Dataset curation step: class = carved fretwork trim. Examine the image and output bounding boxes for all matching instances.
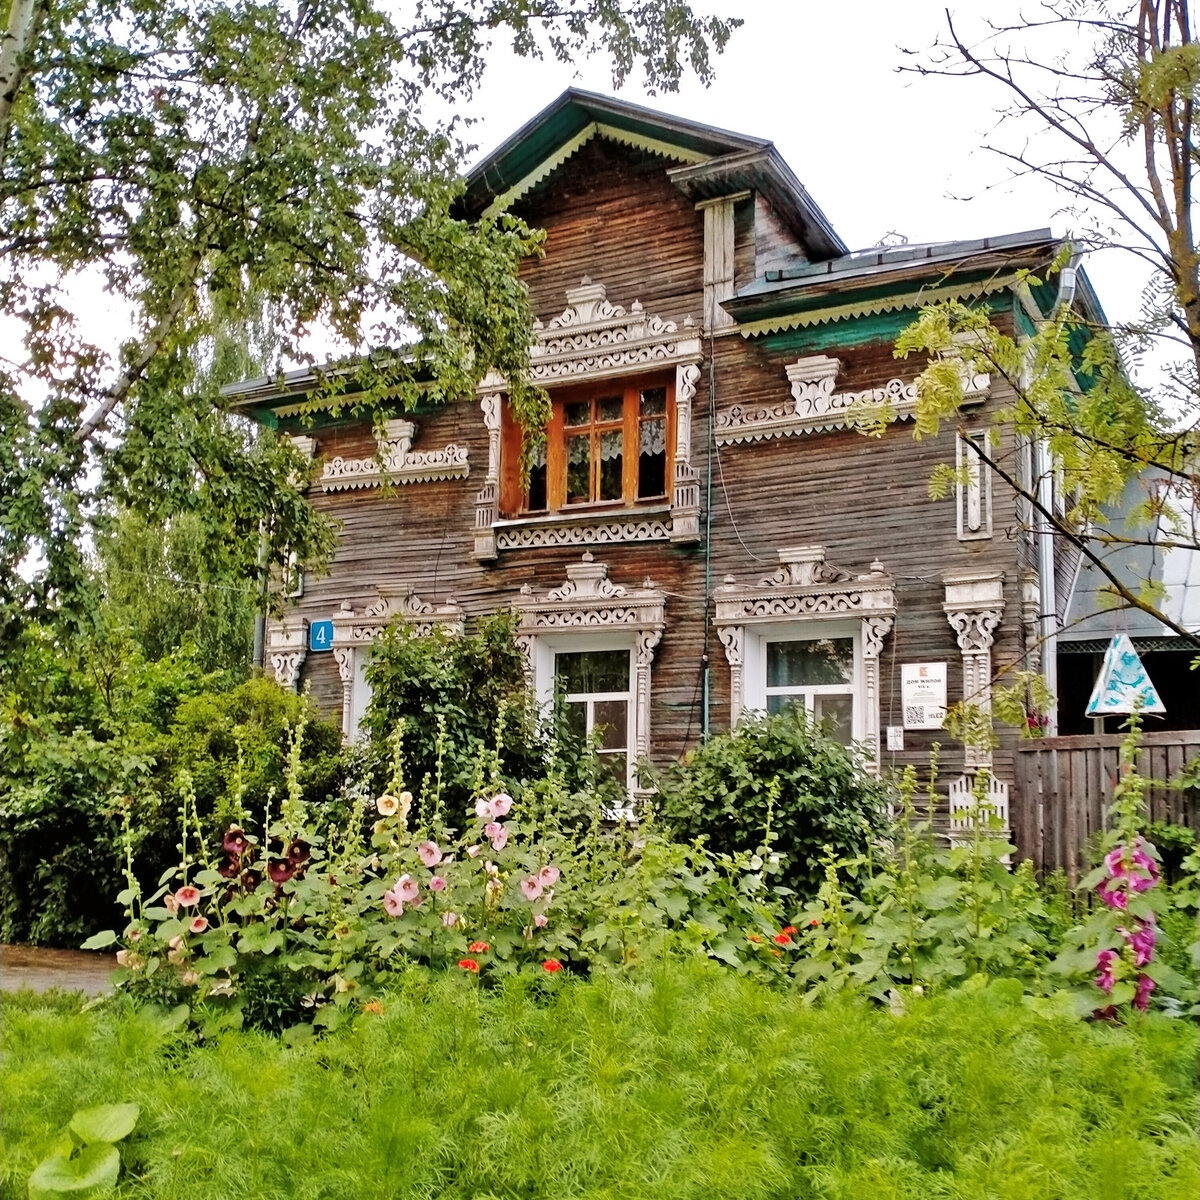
[714,545,895,770]
[320,418,469,491]
[715,353,989,445]
[265,623,307,691]
[943,572,1005,772]
[512,553,666,763]
[495,511,671,552]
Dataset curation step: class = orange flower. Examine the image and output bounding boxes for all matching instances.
[469,941,490,953]
[782,925,797,935]
[542,959,563,973]
[747,934,763,943]
[458,959,479,972]
[361,1000,384,1014]
[773,932,792,945]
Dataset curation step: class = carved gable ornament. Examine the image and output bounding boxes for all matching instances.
[715,352,989,445]
[320,418,469,492]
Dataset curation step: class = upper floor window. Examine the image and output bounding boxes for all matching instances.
[500,375,673,518]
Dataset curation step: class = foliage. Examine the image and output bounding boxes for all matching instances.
[3,971,1198,1200]
[655,703,888,901]
[0,630,344,946]
[26,1103,139,1200]
[0,0,739,653]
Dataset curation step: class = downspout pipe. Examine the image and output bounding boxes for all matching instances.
[1036,247,1084,732]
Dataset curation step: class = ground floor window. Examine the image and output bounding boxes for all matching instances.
[555,647,634,791]
[765,635,856,744]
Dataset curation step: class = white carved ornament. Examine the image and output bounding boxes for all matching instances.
[496,515,672,552]
[333,589,466,643]
[321,418,469,491]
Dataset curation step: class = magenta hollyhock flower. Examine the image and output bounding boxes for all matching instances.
[1134,973,1156,1011]
[416,841,441,868]
[488,792,513,819]
[1126,917,1157,968]
[394,874,420,903]
[382,889,405,917]
[534,912,549,928]
[222,827,250,858]
[538,865,560,887]
[1095,948,1118,994]
[428,874,448,893]
[189,916,208,934]
[1096,879,1129,910]
[441,910,458,928]
[520,876,543,901]
[174,885,201,908]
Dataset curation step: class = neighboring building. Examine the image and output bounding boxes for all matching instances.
[226,89,1102,827]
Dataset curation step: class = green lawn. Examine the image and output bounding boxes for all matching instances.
[3,964,1197,1199]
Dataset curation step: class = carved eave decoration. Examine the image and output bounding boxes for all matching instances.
[715,354,989,445]
[714,545,895,769]
[473,278,704,559]
[512,553,666,767]
[319,418,469,492]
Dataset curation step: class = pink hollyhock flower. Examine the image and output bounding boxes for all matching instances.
[1096,879,1129,910]
[1134,973,1156,1011]
[483,821,502,839]
[441,911,458,928]
[520,876,543,901]
[1126,918,1157,967]
[168,935,185,951]
[429,874,448,893]
[417,841,441,868]
[534,912,549,928]
[189,916,208,934]
[174,885,201,908]
[489,826,509,851]
[475,797,492,819]
[382,889,405,917]
[466,844,481,859]
[1102,838,1159,896]
[1095,948,1118,994]
[394,874,420,903]
[488,792,513,819]
[538,865,560,887]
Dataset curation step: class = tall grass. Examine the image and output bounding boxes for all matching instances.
[3,965,1197,1199]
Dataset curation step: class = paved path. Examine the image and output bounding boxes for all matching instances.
[1,944,116,997]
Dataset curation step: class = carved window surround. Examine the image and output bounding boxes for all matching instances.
[319,418,469,492]
[714,545,895,769]
[330,589,466,740]
[493,505,672,552]
[473,278,703,559]
[943,572,1005,771]
[956,430,993,541]
[512,552,666,796]
[714,353,989,445]
[266,622,307,691]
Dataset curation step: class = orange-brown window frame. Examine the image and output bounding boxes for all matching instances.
[498,373,674,519]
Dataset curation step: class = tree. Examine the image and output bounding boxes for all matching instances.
[0,0,740,655]
[896,1,1199,645]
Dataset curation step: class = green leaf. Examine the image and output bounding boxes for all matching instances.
[68,1103,140,1145]
[28,1143,120,1198]
[80,932,117,950]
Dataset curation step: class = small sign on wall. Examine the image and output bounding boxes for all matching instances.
[886,726,905,751]
[309,620,335,652]
[901,662,947,729]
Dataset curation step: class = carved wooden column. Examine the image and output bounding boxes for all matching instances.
[717,623,745,724]
[671,361,702,543]
[943,572,1005,770]
[474,372,505,561]
[635,628,664,760]
[861,611,895,768]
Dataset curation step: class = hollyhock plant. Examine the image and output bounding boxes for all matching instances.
[428,874,448,893]
[394,874,420,903]
[222,828,250,857]
[520,876,543,901]
[286,838,311,866]
[376,793,400,817]
[174,885,201,908]
[382,889,405,917]
[534,912,549,928]
[441,911,459,928]
[488,792,513,819]
[469,941,490,953]
[1095,948,1118,993]
[466,844,481,859]
[189,916,208,934]
[488,825,509,851]
[542,959,562,972]
[416,841,441,868]
[538,865,560,887]
[1134,973,1156,1011]
[474,796,492,819]
[268,859,296,885]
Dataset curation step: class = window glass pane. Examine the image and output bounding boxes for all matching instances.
[593,699,629,750]
[599,429,623,500]
[597,752,627,787]
[767,638,854,687]
[598,395,623,423]
[566,434,590,503]
[527,461,547,511]
[564,400,589,427]
[815,694,854,745]
[555,649,630,694]
[640,387,666,416]
[563,700,587,739]
[638,417,666,498]
[766,693,791,716]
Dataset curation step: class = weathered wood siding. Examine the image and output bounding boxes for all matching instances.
[285,137,1037,797]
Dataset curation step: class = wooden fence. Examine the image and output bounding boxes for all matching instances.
[1012,731,1200,881]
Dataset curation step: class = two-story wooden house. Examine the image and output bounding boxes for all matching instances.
[228,89,1100,837]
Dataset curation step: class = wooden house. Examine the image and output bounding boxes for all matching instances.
[227,89,1100,835]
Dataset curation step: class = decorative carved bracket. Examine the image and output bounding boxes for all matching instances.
[320,418,469,491]
[512,552,666,764]
[943,572,1005,771]
[715,352,988,445]
[265,622,307,691]
[714,546,895,769]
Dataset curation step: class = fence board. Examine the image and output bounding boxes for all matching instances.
[1013,732,1200,875]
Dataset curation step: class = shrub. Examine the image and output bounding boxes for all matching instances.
[655,704,887,900]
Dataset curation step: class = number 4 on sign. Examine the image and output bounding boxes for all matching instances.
[309,620,335,652]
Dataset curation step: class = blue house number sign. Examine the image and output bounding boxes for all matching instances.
[309,620,334,652]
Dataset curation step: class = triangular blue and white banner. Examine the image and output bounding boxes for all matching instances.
[1085,633,1166,715]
